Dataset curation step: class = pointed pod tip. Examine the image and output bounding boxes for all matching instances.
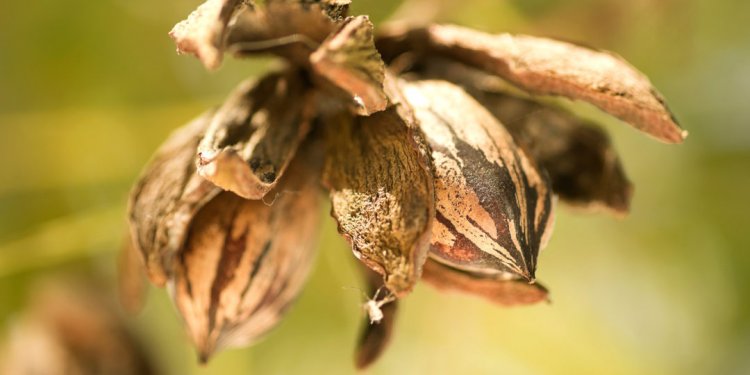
[659,125,688,144]
[197,348,213,365]
[197,354,209,366]
[519,264,536,284]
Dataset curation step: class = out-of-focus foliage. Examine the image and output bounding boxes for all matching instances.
[1,0,749,374]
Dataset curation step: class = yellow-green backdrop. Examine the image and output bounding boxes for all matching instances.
[1,0,749,374]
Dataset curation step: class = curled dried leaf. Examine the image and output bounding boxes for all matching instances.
[402,80,554,281]
[170,0,251,69]
[418,59,633,215]
[171,149,322,362]
[128,112,221,285]
[197,71,315,200]
[377,24,686,143]
[354,266,398,370]
[227,2,338,65]
[322,107,434,297]
[311,16,388,115]
[422,259,548,306]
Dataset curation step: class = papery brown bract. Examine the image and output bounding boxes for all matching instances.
[377,24,686,143]
[170,0,252,70]
[415,59,633,215]
[422,259,548,306]
[402,80,554,280]
[128,112,221,285]
[197,71,315,199]
[311,16,388,115]
[227,2,339,65]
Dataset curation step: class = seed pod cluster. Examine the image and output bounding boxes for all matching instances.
[129,69,323,361]
[125,0,684,369]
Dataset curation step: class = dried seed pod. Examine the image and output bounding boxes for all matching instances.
[171,149,322,362]
[1,281,156,375]
[402,80,553,280]
[418,59,633,215]
[197,71,315,200]
[311,15,388,115]
[422,259,548,306]
[322,107,434,297]
[354,266,398,370]
[128,112,221,285]
[170,0,252,69]
[377,24,686,143]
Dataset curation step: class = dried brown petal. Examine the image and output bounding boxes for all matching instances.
[171,149,322,362]
[354,266,398,370]
[227,3,338,65]
[422,259,548,306]
[378,24,686,143]
[170,0,251,69]
[128,112,221,285]
[322,107,434,297]
[402,80,554,280]
[197,71,315,200]
[418,60,633,215]
[311,16,388,115]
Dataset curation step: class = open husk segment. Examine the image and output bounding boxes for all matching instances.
[321,106,434,297]
[415,59,633,215]
[197,71,316,200]
[377,24,687,143]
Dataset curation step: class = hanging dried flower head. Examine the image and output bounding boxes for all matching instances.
[124,0,685,368]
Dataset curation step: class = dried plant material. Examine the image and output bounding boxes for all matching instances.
[136,3,686,367]
[311,16,388,115]
[422,259,548,306]
[269,0,351,20]
[403,80,553,280]
[227,2,338,65]
[322,108,434,297]
[197,71,315,200]
[377,24,686,143]
[418,59,633,214]
[1,281,156,375]
[118,232,148,315]
[313,0,352,20]
[170,0,251,70]
[354,266,398,370]
[171,151,322,362]
[128,112,221,285]
[485,96,632,215]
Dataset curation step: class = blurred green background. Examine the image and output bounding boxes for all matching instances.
[1,0,749,374]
